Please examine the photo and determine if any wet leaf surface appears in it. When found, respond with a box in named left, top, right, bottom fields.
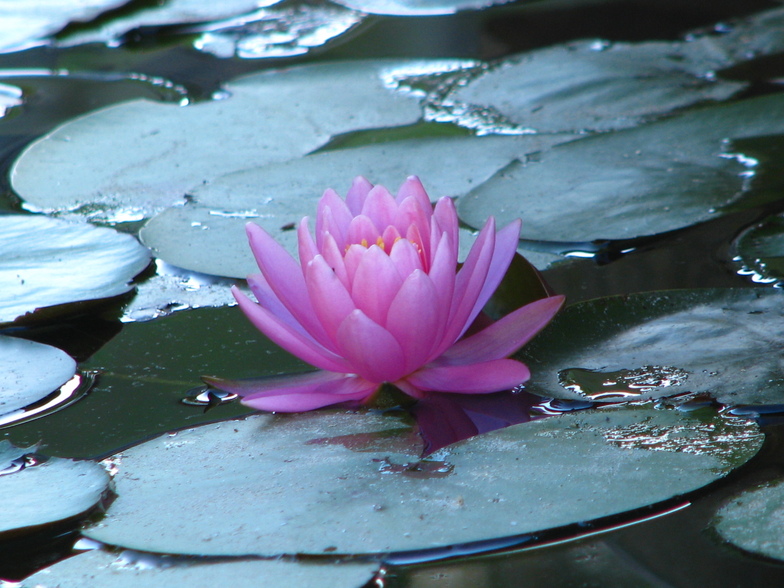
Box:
left=20, top=547, right=378, bottom=588
left=0, top=441, right=109, bottom=538
left=82, top=405, right=761, bottom=556
left=520, top=288, right=784, bottom=406
left=0, top=215, right=150, bottom=324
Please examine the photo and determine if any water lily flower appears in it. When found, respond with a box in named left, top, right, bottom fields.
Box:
left=213, top=176, right=563, bottom=412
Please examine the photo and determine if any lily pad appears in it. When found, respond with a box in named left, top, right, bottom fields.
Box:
left=0, top=441, right=109, bottom=537
left=0, top=82, right=22, bottom=116
left=519, top=288, right=784, bottom=406
left=57, top=0, right=285, bottom=47
left=0, top=335, right=76, bottom=418
left=0, top=215, right=150, bottom=324
left=83, top=405, right=761, bottom=556
left=138, top=134, right=570, bottom=277
left=1, top=306, right=302, bottom=458
left=735, top=213, right=784, bottom=284
left=330, top=0, right=514, bottom=16
left=21, top=547, right=378, bottom=588
left=458, top=93, right=784, bottom=242
left=441, top=39, right=745, bottom=134
left=192, top=1, right=366, bottom=60
left=0, top=0, right=129, bottom=52
left=713, top=478, right=784, bottom=562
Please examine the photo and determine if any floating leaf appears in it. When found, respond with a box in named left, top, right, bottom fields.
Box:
left=139, top=135, right=569, bottom=276
left=20, top=547, right=378, bottom=588
left=0, top=441, right=109, bottom=538
left=1, top=307, right=302, bottom=458
left=10, top=60, right=444, bottom=222
left=458, top=93, right=784, bottom=241
left=0, top=335, right=76, bottom=418
left=0, top=0, right=128, bottom=52
left=57, top=0, right=285, bottom=47
left=82, top=405, right=761, bottom=556
left=192, top=1, right=366, bottom=60
left=713, top=478, right=784, bottom=562
left=0, top=215, right=150, bottom=324
left=519, top=288, right=784, bottom=406
left=0, top=82, right=22, bottom=117
left=441, top=39, right=744, bottom=134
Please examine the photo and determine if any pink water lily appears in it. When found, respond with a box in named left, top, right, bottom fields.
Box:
left=217, top=176, right=563, bottom=412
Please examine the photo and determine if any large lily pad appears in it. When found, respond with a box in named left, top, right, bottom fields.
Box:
left=458, top=93, right=784, bottom=242
left=139, top=134, right=572, bottom=277
left=0, top=335, right=76, bottom=417
left=441, top=39, right=744, bottom=134
left=0, top=82, right=22, bottom=117
left=192, top=1, right=366, bottom=60
left=0, top=215, right=150, bottom=324
left=1, top=306, right=302, bottom=458
left=21, top=547, right=378, bottom=588
left=713, top=478, right=784, bottom=562
left=57, top=0, right=285, bottom=47
left=519, top=288, right=784, bottom=406
left=10, top=60, right=445, bottom=222
left=0, top=0, right=129, bottom=52
left=83, top=405, right=761, bottom=556
left=0, top=441, right=109, bottom=537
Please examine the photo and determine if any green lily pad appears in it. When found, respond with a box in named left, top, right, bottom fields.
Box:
left=441, top=39, right=744, bottom=134
left=330, top=0, right=514, bottom=16
left=192, top=1, right=366, bottom=60
left=20, top=547, right=378, bottom=588
left=10, top=60, right=442, bottom=222
left=57, top=0, right=285, bottom=47
left=0, top=441, right=109, bottom=538
left=0, top=335, right=76, bottom=417
left=0, top=0, right=128, bottom=52
left=458, top=93, right=784, bottom=242
left=713, top=478, right=784, bottom=562
left=735, top=213, right=784, bottom=284
left=0, top=83, right=22, bottom=116
left=138, top=134, right=569, bottom=277
left=83, top=405, right=761, bottom=556
left=519, top=288, right=784, bottom=406
left=1, top=306, right=304, bottom=458
left=0, top=215, right=150, bottom=324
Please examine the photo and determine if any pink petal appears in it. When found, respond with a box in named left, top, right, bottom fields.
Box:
left=432, top=217, right=496, bottom=357
left=336, top=309, right=407, bottom=383
left=440, top=295, right=565, bottom=364
left=246, top=274, right=302, bottom=334
left=246, top=223, right=332, bottom=347
left=467, top=219, right=522, bottom=325
left=361, top=185, right=398, bottom=230
left=346, top=176, right=374, bottom=216
left=316, top=188, right=352, bottom=249
left=320, top=233, right=350, bottom=290
left=343, top=244, right=365, bottom=292
left=233, top=286, right=351, bottom=373
left=297, top=217, right=318, bottom=272
left=305, top=255, right=356, bottom=345
left=351, top=245, right=404, bottom=326
left=388, top=238, right=424, bottom=278
left=347, top=214, right=381, bottom=247
left=406, top=359, right=531, bottom=393
left=392, top=378, right=426, bottom=399
left=386, top=270, right=442, bottom=373
left=431, top=198, right=459, bottom=266
left=204, top=371, right=378, bottom=412
left=396, top=176, right=433, bottom=221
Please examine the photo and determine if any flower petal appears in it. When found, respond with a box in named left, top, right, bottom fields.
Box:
left=297, top=217, right=318, bottom=271
left=396, top=176, right=433, bottom=219
left=316, top=188, right=352, bottom=250
left=345, top=176, right=374, bottom=216
left=431, top=197, right=459, bottom=265
left=320, top=233, right=350, bottom=290
left=246, top=223, right=332, bottom=347
left=233, top=286, right=351, bottom=373
left=388, top=237, right=424, bottom=278
left=386, top=270, right=442, bottom=373
left=204, top=371, right=377, bottom=412
left=336, top=309, right=407, bottom=383
left=347, top=214, right=381, bottom=247
left=305, top=255, right=356, bottom=344
left=406, top=359, right=531, bottom=393
left=361, top=185, right=398, bottom=230
left=351, top=245, right=404, bottom=326
left=441, top=295, right=565, bottom=364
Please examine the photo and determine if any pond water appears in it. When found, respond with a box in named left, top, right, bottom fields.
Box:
left=2, top=0, right=784, bottom=586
